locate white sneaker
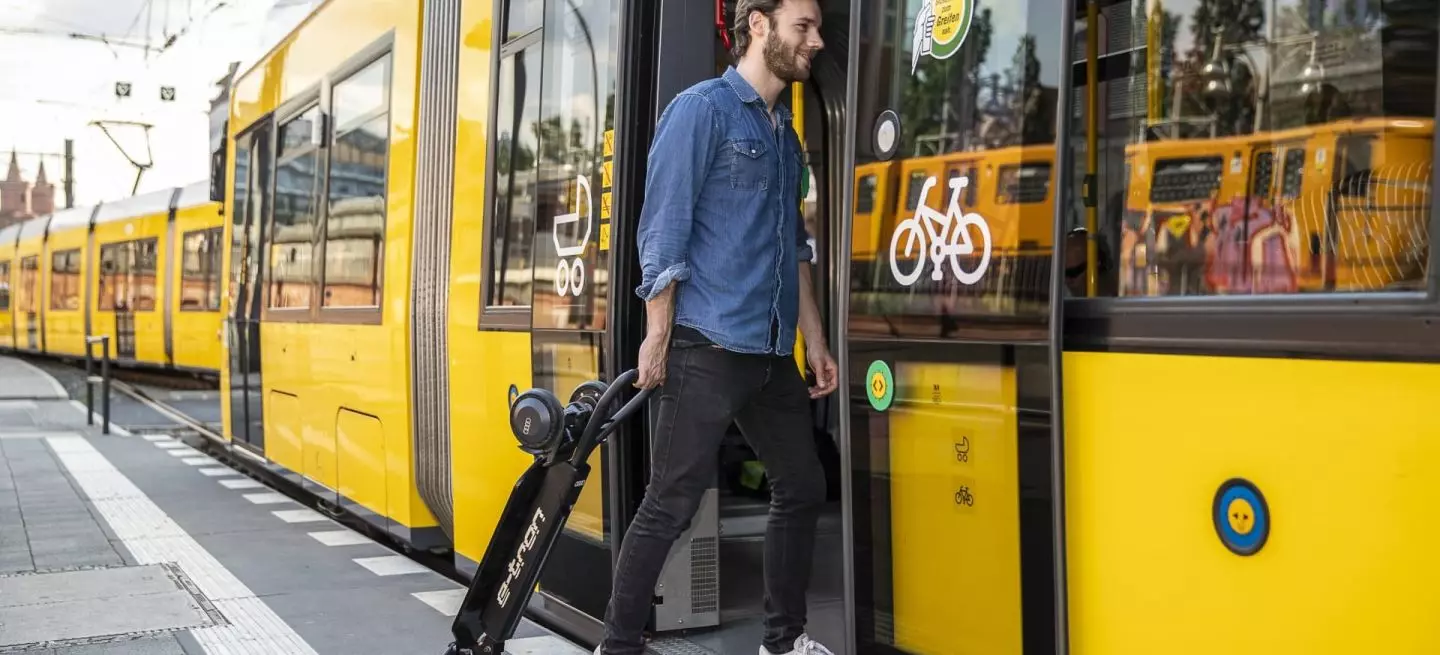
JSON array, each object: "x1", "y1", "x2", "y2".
[{"x1": 762, "y1": 633, "x2": 834, "y2": 655}]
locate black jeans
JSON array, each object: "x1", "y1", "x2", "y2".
[{"x1": 600, "y1": 330, "x2": 827, "y2": 654}]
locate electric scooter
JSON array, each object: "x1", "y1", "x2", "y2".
[{"x1": 444, "y1": 369, "x2": 654, "y2": 655}]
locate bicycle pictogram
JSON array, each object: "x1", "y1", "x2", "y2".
[
  {"x1": 553, "y1": 174, "x2": 593, "y2": 297},
  {"x1": 888, "y1": 175, "x2": 992, "y2": 287}
]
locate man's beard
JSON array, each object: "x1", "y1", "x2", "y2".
[{"x1": 762, "y1": 33, "x2": 810, "y2": 83}]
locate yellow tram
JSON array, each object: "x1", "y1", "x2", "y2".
[
  {"x1": 208, "y1": 0, "x2": 1439, "y2": 653},
  {"x1": 0, "y1": 182, "x2": 226, "y2": 373}
]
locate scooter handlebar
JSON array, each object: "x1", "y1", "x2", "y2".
[{"x1": 569, "y1": 370, "x2": 655, "y2": 467}]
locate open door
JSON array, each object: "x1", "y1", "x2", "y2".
[{"x1": 840, "y1": 0, "x2": 1066, "y2": 652}]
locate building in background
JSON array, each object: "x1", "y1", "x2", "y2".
[{"x1": 0, "y1": 151, "x2": 54, "y2": 228}]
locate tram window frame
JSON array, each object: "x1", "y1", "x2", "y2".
[
  {"x1": 180, "y1": 227, "x2": 224, "y2": 312},
  {"x1": 49, "y1": 248, "x2": 81, "y2": 312},
  {"x1": 1059, "y1": 16, "x2": 1440, "y2": 362},
  {"x1": 263, "y1": 93, "x2": 325, "y2": 322},
  {"x1": 478, "y1": 1, "x2": 544, "y2": 331},
  {"x1": 0, "y1": 260, "x2": 9, "y2": 311},
  {"x1": 317, "y1": 46, "x2": 394, "y2": 325}
]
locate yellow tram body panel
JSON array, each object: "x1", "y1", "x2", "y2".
[
  {"x1": 1063, "y1": 351, "x2": 1440, "y2": 655},
  {"x1": 0, "y1": 226, "x2": 14, "y2": 349},
  {"x1": 38, "y1": 213, "x2": 89, "y2": 359},
  {"x1": 170, "y1": 196, "x2": 226, "y2": 372},
  {"x1": 445, "y1": 0, "x2": 539, "y2": 568},
  {"x1": 229, "y1": 0, "x2": 436, "y2": 533},
  {"x1": 14, "y1": 220, "x2": 48, "y2": 353},
  {"x1": 91, "y1": 207, "x2": 171, "y2": 366}
]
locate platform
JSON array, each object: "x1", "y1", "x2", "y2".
[{"x1": 0, "y1": 355, "x2": 589, "y2": 655}]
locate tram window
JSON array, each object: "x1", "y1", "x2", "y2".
[
  {"x1": 904, "y1": 171, "x2": 926, "y2": 211},
  {"x1": 1251, "y1": 151, "x2": 1274, "y2": 199},
  {"x1": 996, "y1": 162, "x2": 1051, "y2": 204},
  {"x1": 484, "y1": 44, "x2": 541, "y2": 311},
  {"x1": 1071, "y1": 0, "x2": 1435, "y2": 299},
  {"x1": 855, "y1": 175, "x2": 876, "y2": 214},
  {"x1": 269, "y1": 106, "x2": 321, "y2": 311},
  {"x1": 19, "y1": 256, "x2": 36, "y2": 313},
  {"x1": 0, "y1": 261, "x2": 8, "y2": 311},
  {"x1": 49, "y1": 249, "x2": 81, "y2": 311},
  {"x1": 181, "y1": 228, "x2": 223, "y2": 312},
  {"x1": 323, "y1": 54, "x2": 391, "y2": 310},
  {"x1": 1280, "y1": 148, "x2": 1304, "y2": 199},
  {"x1": 98, "y1": 239, "x2": 158, "y2": 312},
  {"x1": 504, "y1": 0, "x2": 542, "y2": 41}
]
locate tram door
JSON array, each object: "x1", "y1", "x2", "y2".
[
  {"x1": 225, "y1": 123, "x2": 271, "y2": 451},
  {"x1": 842, "y1": 0, "x2": 1064, "y2": 653}
]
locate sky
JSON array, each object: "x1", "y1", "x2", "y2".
[{"x1": 0, "y1": 0, "x2": 319, "y2": 207}]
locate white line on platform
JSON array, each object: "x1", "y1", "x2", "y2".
[
  {"x1": 273, "y1": 509, "x2": 329, "y2": 524},
  {"x1": 154, "y1": 440, "x2": 185, "y2": 449},
  {"x1": 167, "y1": 446, "x2": 204, "y2": 457},
  {"x1": 47, "y1": 435, "x2": 317, "y2": 654},
  {"x1": 242, "y1": 492, "x2": 291, "y2": 505},
  {"x1": 199, "y1": 467, "x2": 239, "y2": 477},
  {"x1": 182, "y1": 456, "x2": 216, "y2": 466},
  {"x1": 142, "y1": 434, "x2": 172, "y2": 442},
  {"x1": 66, "y1": 400, "x2": 132, "y2": 436},
  {"x1": 220, "y1": 478, "x2": 264, "y2": 490},
  {"x1": 353, "y1": 555, "x2": 430, "y2": 577},
  {"x1": 307, "y1": 530, "x2": 372, "y2": 547},
  {"x1": 411, "y1": 589, "x2": 466, "y2": 617}
]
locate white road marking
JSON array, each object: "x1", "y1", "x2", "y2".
[
  {"x1": 411, "y1": 589, "x2": 466, "y2": 617},
  {"x1": 183, "y1": 456, "x2": 216, "y2": 466},
  {"x1": 353, "y1": 555, "x2": 430, "y2": 577},
  {"x1": 272, "y1": 509, "x2": 329, "y2": 524},
  {"x1": 154, "y1": 441, "x2": 186, "y2": 449},
  {"x1": 242, "y1": 492, "x2": 291, "y2": 505},
  {"x1": 307, "y1": 530, "x2": 372, "y2": 547},
  {"x1": 220, "y1": 479, "x2": 264, "y2": 490},
  {"x1": 47, "y1": 435, "x2": 317, "y2": 654},
  {"x1": 199, "y1": 467, "x2": 239, "y2": 477},
  {"x1": 168, "y1": 446, "x2": 204, "y2": 457},
  {"x1": 142, "y1": 434, "x2": 173, "y2": 442}
]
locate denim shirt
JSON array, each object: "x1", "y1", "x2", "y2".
[{"x1": 634, "y1": 67, "x2": 812, "y2": 356}]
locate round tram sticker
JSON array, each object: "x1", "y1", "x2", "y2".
[
  {"x1": 910, "y1": 0, "x2": 975, "y2": 73},
  {"x1": 866, "y1": 360, "x2": 894, "y2": 412}
]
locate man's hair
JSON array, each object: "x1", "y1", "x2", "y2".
[{"x1": 730, "y1": 0, "x2": 785, "y2": 60}]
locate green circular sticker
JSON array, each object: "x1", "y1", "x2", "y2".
[{"x1": 866, "y1": 360, "x2": 894, "y2": 412}]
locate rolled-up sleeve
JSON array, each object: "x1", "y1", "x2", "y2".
[{"x1": 634, "y1": 93, "x2": 716, "y2": 301}]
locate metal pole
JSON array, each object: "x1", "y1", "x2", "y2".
[
  {"x1": 63, "y1": 139, "x2": 74, "y2": 209},
  {"x1": 85, "y1": 337, "x2": 94, "y2": 425},
  {"x1": 101, "y1": 337, "x2": 110, "y2": 435}
]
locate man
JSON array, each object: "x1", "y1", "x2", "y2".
[{"x1": 597, "y1": 1, "x2": 835, "y2": 654}]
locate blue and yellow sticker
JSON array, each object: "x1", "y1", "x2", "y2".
[
  {"x1": 866, "y1": 360, "x2": 894, "y2": 412},
  {"x1": 508, "y1": 384, "x2": 520, "y2": 407},
  {"x1": 1212, "y1": 478, "x2": 1269, "y2": 556}
]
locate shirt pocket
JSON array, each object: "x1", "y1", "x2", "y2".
[{"x1": 727, "y1": 138, "x2": 770, "y2": 190}]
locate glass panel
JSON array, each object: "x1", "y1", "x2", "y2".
[
  {"x1": 49, "y1": 249, "x2": 80, "y2": 311},
  {"x1": 182, "y1": 228, "x2": 223, "y2": 311},
  {"x1": 19, "y1": 256, "x2": 36, "y2": 313},
  {"x1": 1081, "y1": 0, "x2": 1437, "y2": 298},
  {"x1": 229, "y1": 134, "x2": 252, "y2": 317},
  {"x1": 324, "y1": 113, "x2": 389, "y2": 308},
  {"x1": 332, "y1": 56, "x2": 389, "y2": 130},
  {"x1": 99, "y1": 243, "x2": 125, "y2": 311},
  {"x1": 486, "y1": 47, "x2": 541, "y2": 309},
  {"x1": 528, "y1": 0, "x2": 618, "y2": 331},
  {"x1": 134, "y1": 238, "x2": 158, "y2": 311},
  {"x1": 270, "y1": 109, "x2": 321, "y2": 310},
  {"x1": 848, "y1": 0, "x2": 1063, "y2": 653},
  {"x1": 0, "y1": 261, "x2": 9, "y2": 311},
  {"x1": 505, "y1": 0, "x2": 543, "y2": 41}
]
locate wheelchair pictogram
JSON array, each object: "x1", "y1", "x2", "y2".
[{"x1": 888, "y1": 174, "x2": 992, "y2": 287}]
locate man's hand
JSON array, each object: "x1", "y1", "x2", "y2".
[
  {"x1": 806, "y1": 344, "x2": 838, "y2": 399},
  {"x1": 636, "y1": 333, "x2": 669, "y2": 389}
]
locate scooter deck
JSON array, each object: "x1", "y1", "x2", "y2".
[{"x1": 450, "y1": 457, "x2": 595, "y2": 654}]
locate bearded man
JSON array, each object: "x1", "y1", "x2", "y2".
[{"x1": 596, "y1": 0, "x2": 835, "y2": 654}]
